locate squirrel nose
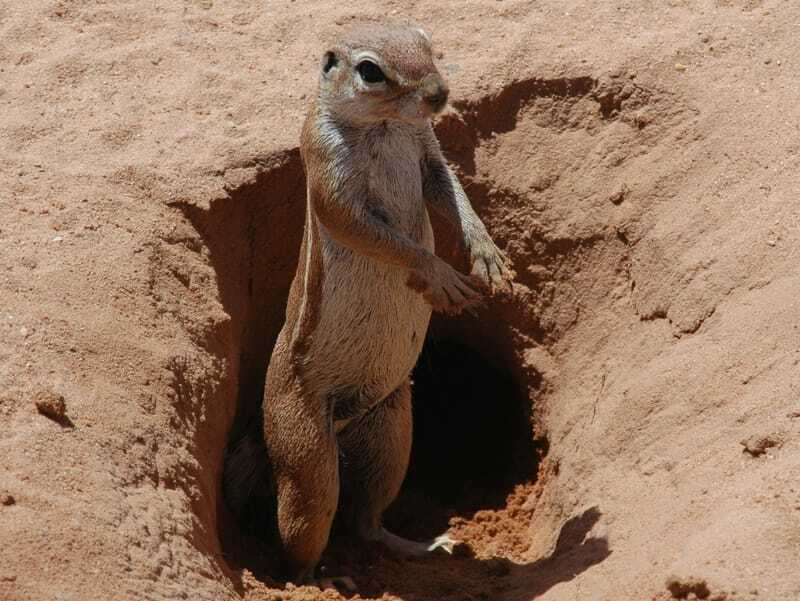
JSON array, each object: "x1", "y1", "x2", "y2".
[{"x1": 421, "y1": 74, "x2": 449, "y2": 113}]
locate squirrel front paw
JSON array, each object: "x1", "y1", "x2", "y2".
[
  {"x1": 406, "y1": 255, "x2": 485, "y2": 314},
  {"x1": 467, "y1": 234, "x2": 515, "y2": 292}
]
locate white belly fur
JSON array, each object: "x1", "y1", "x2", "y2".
[{"x1": 307, "y1": 217, "x2": 434, "y2": 403}]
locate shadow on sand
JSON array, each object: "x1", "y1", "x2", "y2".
[{"x1": 222, "y1": 505, "x2": 609, "y2": 601}]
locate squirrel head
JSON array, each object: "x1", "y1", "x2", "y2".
[{"x1": 317, "y1": 24, "x2": 449, "y2": 126}]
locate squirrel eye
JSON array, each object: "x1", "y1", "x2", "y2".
[
  {"x1": 322, "y1": 52, "x2": 338, "y2": 74},
  {"x1": 356, "y1": 60, "x2": 386, "y2": 84}
]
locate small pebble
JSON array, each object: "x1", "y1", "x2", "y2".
[
  {"x1": 34, "y1": 390, "x2": 67, "y2": 422},
  {"x1": 609, "y1": 184, "x2": 629, "y2": 205},
  {"x1": 665, "y1": 576, "x2": 711, "y2": 599},
  {"x1": 1, "y1": 493, "x2": 15, "y2": 506},
  {"x1": 740, "y1": 434, "x2": 780, "y2": 457},
  {"x1": 675, "y1": 63, "x2": 688, "y2": 71}
]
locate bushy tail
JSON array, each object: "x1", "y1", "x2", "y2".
[{"x1": 222, "y1": 425, "x2": 276, "y2": 538}]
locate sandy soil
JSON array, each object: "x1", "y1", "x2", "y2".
[{"x1": 1, "y1": 1, "x2": 799, "y2": 600}]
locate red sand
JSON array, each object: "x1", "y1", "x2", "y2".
[{"x1": 1, "y1": 2, "x2": 799, "y2": 600}]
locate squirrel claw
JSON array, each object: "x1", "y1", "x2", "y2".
[{"x1": 427, "y1": 534, "x2": 458, "y2": 554}]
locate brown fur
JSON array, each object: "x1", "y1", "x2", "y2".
[{"x1": 223, "y1": 23, "x2": 513, "y2": 584}]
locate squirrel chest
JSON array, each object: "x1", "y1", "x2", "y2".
[{"x1": 303, "y1": 122, "x2": 434, "y2": 404}]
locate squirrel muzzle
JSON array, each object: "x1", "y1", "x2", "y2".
[{"x1": 420, "y1": 72, "x2": 449, "y2": 114}]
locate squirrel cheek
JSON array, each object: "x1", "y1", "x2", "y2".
[{"x1": 393, "y1": 95, "x2": 426, "y2": 121}]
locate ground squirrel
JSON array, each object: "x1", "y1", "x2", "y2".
[{"x1": 224, "y1": 23, "x2": 513, "y2": 588}]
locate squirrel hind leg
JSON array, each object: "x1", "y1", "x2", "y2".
[
  {"x1": 337, "y1": 380, "x2": 460, "y2": 558},
  {"x1": 337, "y1": 381, "x2": 413, "y2": 538}
]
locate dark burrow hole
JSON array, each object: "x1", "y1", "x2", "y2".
[{"x1": 384, "y1": 317, "x2": 540, "y2": 541}]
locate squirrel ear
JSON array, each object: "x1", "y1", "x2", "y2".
[{"x1": 322, "y1": 51, "x2": 339, "y2": 76}]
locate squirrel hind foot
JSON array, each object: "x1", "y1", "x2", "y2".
[{"x1": 366, "y1": 527, "x2": 458, "y2": 558}]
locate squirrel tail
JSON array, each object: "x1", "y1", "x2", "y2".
[{"x1": 222, "y1": 425, "x2": 276, "y2": 538}]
